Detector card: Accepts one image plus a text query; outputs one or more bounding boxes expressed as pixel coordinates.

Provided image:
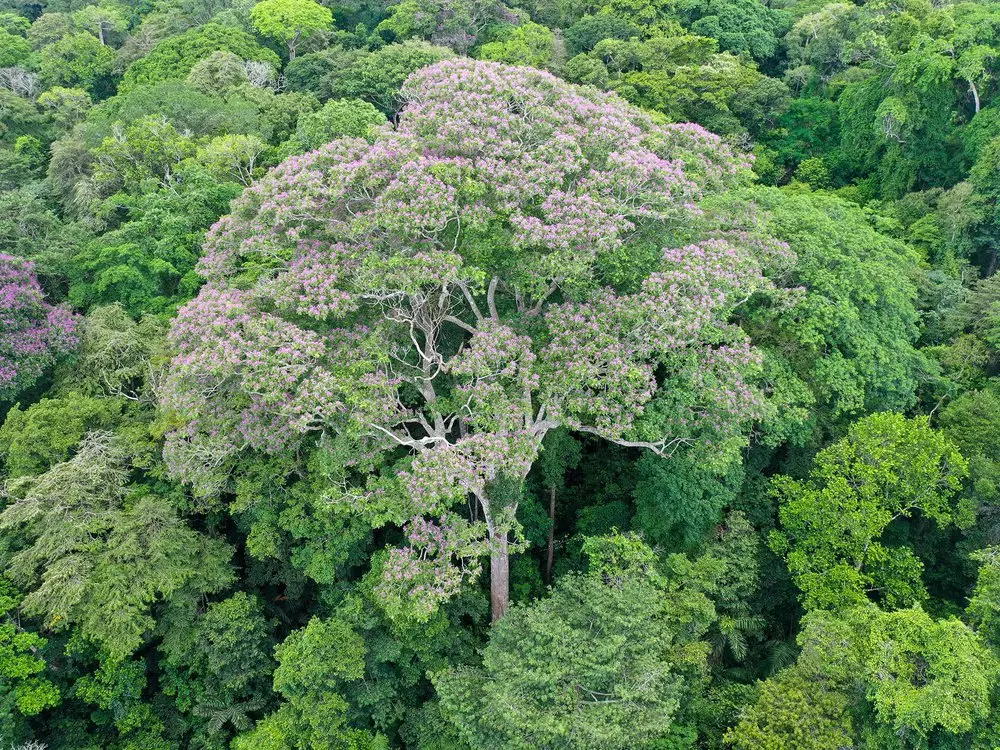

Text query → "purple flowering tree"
[0,254,79,402]
[161,60,790,622]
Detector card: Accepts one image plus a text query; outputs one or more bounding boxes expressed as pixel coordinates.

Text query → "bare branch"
[457,280,485,322]
[572,425,694,456]
[443,314,477,334]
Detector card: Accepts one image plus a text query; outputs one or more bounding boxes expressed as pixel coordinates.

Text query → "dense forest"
[2,0,1000,745]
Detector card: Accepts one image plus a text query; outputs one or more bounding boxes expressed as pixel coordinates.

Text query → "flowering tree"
[0,254,79,402]
[161,60,790,622]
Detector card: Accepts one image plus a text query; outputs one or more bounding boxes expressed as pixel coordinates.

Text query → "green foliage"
[38,86,92,128]
[293,97,386,150]
[71,3,126,46]
[770,413,968,611]
[728,606,997,748]
[0,26,31,67]
[572,31,784,135]
[158,592,274,742]
[328,40,455,115]
[0,434,234,658]
[724,188,925,429]
[250,0,332,59]
[859,606,995,737]
[120,23,281,92]
[969,546,1000,648]
[435,534,719,749]
[69,163,242,314]
[725,662,854,750]
[633,452,740,551]
[0,393,121,477]
[0,577,60,736]
[564,15,641,56]
[39,31,115,93]
[478,22,556,68]
[234,616,386,749]
[283,45,366,97]
[184,50,249,96]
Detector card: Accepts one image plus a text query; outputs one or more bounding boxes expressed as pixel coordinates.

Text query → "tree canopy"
[3,0,1000,745]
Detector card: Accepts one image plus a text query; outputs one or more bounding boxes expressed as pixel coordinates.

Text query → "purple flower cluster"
[0,254,79,401]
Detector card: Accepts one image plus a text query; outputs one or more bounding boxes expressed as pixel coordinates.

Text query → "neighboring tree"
[0,432,235,658]
[232,616,384,749]
[68,163,242,315]
[680,0,789,62]
[770,413,968,611]
[632,451,740,552]
[0,578,60,741]
[244,59,277,88]
[185,50,250,96]
[250,0,333,60]
[37,86,92,128]
[0,67,40,98]
[92,115,198,192]
[564,14,642,56]
[293,97,386,151]
[0,254,79,402]
[715,188,925,432]
[159,592,276,744]
[970,544,1000,646]
[38,32,116,93]
[0,394,121,478]
[728,605,998,749]
[376,0,512,53]
[71,3,127,46]
[56,303,167,399]
[27,12,75,50]
[119,23,281,92]
[283,46,366,97]
[434,533,719,749]
[196,133,269,186]
[477,22,557,69]
[327,40,455,117]
[160,60,779,623]
[0,25,30,68]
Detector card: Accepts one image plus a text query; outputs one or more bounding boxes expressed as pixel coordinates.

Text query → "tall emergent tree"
[161,60,789,622]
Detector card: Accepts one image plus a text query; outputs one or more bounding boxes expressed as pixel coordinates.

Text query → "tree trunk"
[288,30,300,60]
[490,532,509,623]
[546,486,556,584]
[970,79,981,114]
[98,24,105,45]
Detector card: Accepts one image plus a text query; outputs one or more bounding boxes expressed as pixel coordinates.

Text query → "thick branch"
[443,314,477,334]
[573,425,695,457]
[369,423,450,450]
[527,279,561,316]
[457,281,485,322]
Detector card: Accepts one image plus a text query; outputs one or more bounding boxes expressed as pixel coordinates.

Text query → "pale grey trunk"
[490,532,509,623]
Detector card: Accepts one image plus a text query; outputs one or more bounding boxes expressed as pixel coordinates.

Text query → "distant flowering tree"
[0,254,79,402]
[162,60,791,622]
